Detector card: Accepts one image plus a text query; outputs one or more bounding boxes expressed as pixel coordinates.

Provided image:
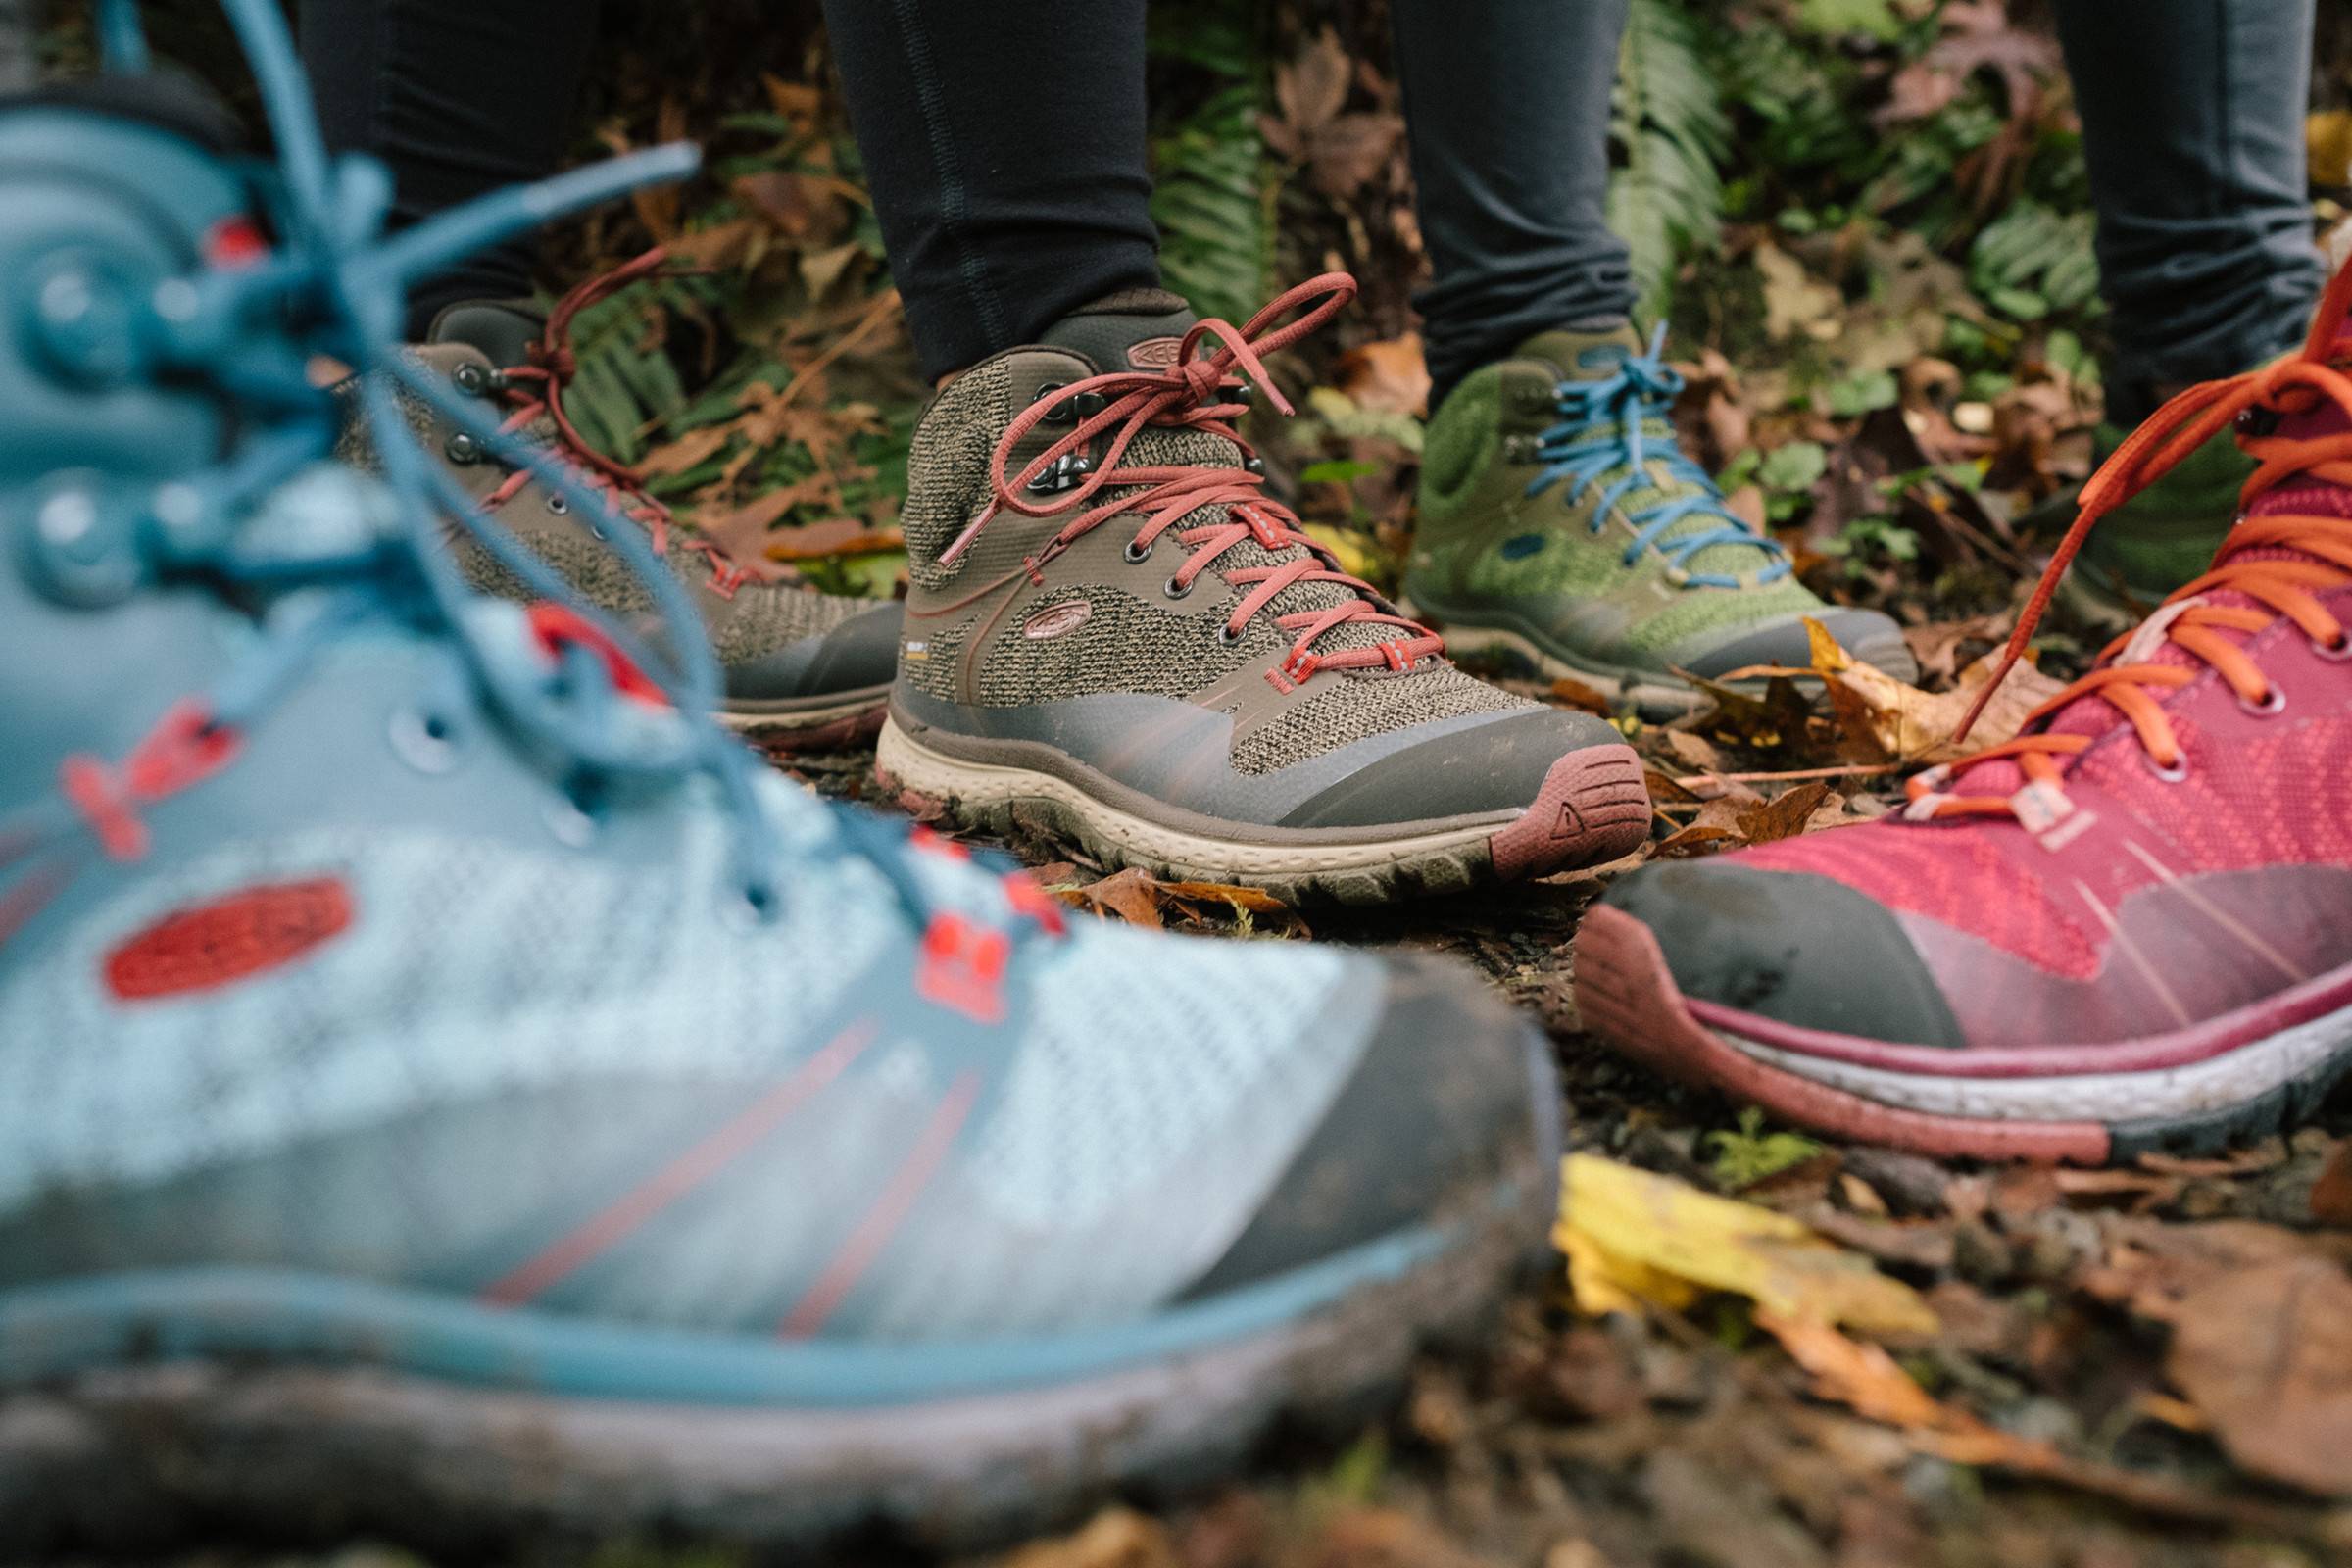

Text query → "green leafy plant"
[1609,0,1730,318]
[1705,1107,1823,1188]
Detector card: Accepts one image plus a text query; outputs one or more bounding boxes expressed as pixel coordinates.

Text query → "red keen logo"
[1022,600,1094,640]
[105,878,354,1002]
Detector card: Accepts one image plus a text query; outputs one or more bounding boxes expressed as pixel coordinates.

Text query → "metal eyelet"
[722,879,782,931]
[1122,537,1153,564]
[1242,455,1266,476]
[2238,685,2286,716]
[2313,634,2352,662]
[1034,381,1071,423]
[1026,452,1093,494]
[1163,574,1195,601]
[547,494,570,515]
[1214,623,1243,646]
[452,362,495,396]
[445,432,484,466]
[2144,751,2191,783]
[388,708,461,774]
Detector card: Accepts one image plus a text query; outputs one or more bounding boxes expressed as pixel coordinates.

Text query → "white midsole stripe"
[1724,996,2352,1124]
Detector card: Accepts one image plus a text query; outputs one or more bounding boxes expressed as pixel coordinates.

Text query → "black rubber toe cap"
[1682,608,1918,684]
[723,600,904,703]
[1176,952,1554,1300]
[1601,859,1962,1047]
[1276,706,1625,829]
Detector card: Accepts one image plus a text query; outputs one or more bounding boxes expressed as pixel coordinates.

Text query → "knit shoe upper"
[0,43,1552,1547]
[357,254,901,744]
[1575,263,2352,1163]
[882,278,1647,902]
[1410,324,1915,714]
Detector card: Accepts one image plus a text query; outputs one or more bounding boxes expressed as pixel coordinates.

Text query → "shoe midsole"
[1719,993,2352,1123]
[0,1220,1462,1406]
[718,683,893,729]
[878,714,1520,858]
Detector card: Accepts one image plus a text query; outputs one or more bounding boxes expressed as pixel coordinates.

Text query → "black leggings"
[299,0,601,335]
[304,0,2320,409]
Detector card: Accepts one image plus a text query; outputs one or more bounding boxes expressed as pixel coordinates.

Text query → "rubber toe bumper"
[1179,951,1557,1300]
[1277,707,1630,830]
[1680,607,1918,685]
[723,601,904,705]
[1599,859,1963,1048]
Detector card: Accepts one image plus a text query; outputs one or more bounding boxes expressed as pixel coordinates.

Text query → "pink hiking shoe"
[1574,258,2352,1163]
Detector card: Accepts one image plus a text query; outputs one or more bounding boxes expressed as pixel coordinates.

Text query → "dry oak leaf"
[1806,615,2065,764]
[2165,1255,2352,1496]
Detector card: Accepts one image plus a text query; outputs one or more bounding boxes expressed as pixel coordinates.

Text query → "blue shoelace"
[1524,325,1791,590]
[31,0,987,938]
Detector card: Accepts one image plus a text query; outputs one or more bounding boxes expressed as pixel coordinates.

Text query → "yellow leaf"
[2311,110,2352,188]
[1552,1153,1938,1336]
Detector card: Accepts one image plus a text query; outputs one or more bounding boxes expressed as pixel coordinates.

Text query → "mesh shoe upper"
[1602,286,2352,1052]
[898,285,1547,778]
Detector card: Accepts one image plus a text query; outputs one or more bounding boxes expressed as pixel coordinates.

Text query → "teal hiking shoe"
[2058,417,2252,627]
[1408,324,1916,714]
[0,6,1555,1550]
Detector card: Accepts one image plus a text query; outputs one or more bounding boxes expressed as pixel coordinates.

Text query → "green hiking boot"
[2058,418,2250,627]
[1407,324,1915,715]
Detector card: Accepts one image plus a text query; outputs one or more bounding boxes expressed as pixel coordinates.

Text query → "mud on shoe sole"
[877,718,1649,906]
[0,1120,1550,1556]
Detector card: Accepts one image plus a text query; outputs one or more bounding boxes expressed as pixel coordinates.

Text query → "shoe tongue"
[1032,293,1402,657]
[1039,289,1197,374]
[1516,320,1770,581]
[427,300,545,372]
[1956,352,2352,797]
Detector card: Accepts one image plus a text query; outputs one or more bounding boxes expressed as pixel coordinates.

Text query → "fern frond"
[1609,0,1730,319]
[1152,81,1269,325]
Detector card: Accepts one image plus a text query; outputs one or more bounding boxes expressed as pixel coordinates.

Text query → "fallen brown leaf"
[2165,1255,2352,1495]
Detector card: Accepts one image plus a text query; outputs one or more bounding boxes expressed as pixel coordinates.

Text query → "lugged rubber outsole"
[876,719,1649,906]
[1572,905,2352,1164]
[0,1140,1550,1555]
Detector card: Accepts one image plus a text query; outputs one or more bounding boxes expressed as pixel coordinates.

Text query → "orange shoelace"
[943,273,1442,686]
[1908,261,2352,825]
[480,247,750,595]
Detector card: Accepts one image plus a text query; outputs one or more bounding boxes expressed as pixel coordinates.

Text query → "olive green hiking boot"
[2058,418,2250,628]
[1407,324,1915,715]
[346,255,902,750]
[876,279,1649,905]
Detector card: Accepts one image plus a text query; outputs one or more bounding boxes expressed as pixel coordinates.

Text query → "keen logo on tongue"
[1129,336,1183,369]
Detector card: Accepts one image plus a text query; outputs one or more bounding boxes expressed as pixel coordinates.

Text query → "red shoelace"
[477,247,750,596]
[942,273,1442,687]
[1909,262,2352,824]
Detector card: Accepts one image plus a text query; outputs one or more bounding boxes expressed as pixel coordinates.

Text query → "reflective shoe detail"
[0,19,1553,1547]
[348,255,898,748]
[1574,259,2352,1163]
[1410,324,1915,715]
[889,278,1647,903]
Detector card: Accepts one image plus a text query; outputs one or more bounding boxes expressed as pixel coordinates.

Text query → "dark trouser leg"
[2053,0,2321,423]
[819,0,1159,380]
[1391,0,1636,407]
[299,0,601,336]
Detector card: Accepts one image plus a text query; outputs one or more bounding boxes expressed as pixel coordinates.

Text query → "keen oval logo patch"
[1128,336,1184,369]
[105,879,354,1002]
[1022,601,1094,641]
